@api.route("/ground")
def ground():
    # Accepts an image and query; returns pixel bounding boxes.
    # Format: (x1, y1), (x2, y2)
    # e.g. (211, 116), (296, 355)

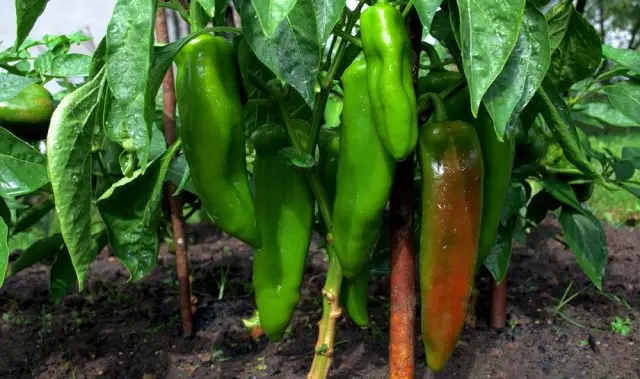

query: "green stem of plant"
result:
(332, 29), (361, 48)
(402, 1), (414, 18)
(421, 42), (442, 67)
(543, 166), (587, 176)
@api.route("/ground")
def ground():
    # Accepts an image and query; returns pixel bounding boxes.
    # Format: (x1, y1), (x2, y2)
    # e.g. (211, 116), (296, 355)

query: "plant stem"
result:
(307, 3), (367, 377)
(156, 6), (193, 337)
(332, 29), (362, 48)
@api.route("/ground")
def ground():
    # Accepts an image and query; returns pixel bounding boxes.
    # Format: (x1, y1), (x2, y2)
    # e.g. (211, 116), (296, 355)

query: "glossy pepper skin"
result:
(418, 120), (484, 372)
(333, 55), (395, 279)
(318, 127), (371, 327)
(175, 34), (260, 247)
(443, 88), (515, 268)
(250, 123), (314, 341)
(360, 2), (417, 160)
(0, 83), (54, 141)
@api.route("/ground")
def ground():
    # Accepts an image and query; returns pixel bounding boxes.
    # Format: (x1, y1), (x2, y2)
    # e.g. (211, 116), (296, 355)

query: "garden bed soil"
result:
(1, 217), (638, 379)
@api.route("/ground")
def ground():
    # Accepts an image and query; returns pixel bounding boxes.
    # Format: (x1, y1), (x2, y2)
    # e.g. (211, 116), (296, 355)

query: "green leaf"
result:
(454, 0), (525, 116)
(46, 68), (107, 289)
(542, 176), (582, 212)
(279, 147), (315, 168)
(11, 196), (54, 236)
(501, 182), (528, 221)
(50, 247), (76, 303)
(558, 207), (607, 290)
(14, 0), (50, 50)
(622, 147), (640, 159)
(574, 102), (638, 128)
(253, 0), (298, 38)
(42, 53), (92, 77)
(613, 160), (635, 181)
(484, 218), (515, 284)
(604, 81), (640, 123)
(97, 141), (180, 281)
(0, 198), (10, 228)
(197, 0), (217, 17)
(106, 0), (158, 168)
(0, 127), (49, 197)
(621, 183), (640, 199)
(236, 0), (344, 106)
(547, 6), (601, 91)
(166, 155), (198, 195)
(8, 233), (63, 276)
(413, 0), (442, 32)
(0, 217), (7, 288)
(483, 3), (550, 139)
(545, 0), (571, 52)
(89, 38), (107, 79)
(0, 72), (37, 102)
(602, 45), (640, 74)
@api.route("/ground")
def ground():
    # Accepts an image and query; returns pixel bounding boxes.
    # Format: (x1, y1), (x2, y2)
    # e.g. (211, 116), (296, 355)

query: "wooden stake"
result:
(490, 274), (507, 329)
(388, 9), (422, 379)
(155, 7), (193, 337)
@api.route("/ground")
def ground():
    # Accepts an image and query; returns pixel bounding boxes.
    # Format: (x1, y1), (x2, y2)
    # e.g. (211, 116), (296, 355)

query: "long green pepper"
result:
(250, 122), (314, 341)
(360, 2), (418, 161)
(175, 34), (260, 247)
(333, 55), (395, 279)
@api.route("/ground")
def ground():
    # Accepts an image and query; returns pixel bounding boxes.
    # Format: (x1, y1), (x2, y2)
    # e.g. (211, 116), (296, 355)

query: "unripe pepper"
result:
(175, 34), (260, 247)
(318, 126), (371, 327)
(333, 55), (395, 279)
(418, 115), (484, 372)
(0, 83), (54, 141)
(443, 88), (515, 268)
(250, 122), (314, 341)
(360, 2), (417, 160)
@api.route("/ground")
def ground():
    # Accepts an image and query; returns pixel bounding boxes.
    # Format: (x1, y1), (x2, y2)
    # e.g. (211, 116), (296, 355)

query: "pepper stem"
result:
(418, 92), (448, 123)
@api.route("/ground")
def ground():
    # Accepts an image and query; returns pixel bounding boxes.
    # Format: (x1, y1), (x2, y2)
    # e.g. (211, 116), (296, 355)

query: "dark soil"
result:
(1, 217), (638, 379)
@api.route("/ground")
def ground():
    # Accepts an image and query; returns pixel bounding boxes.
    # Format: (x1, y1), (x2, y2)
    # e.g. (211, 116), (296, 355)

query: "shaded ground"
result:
(1, 217), (638, 379)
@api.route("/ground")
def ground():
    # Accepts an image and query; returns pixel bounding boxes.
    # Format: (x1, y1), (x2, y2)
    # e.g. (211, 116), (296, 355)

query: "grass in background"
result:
(586, 131), (640, 226)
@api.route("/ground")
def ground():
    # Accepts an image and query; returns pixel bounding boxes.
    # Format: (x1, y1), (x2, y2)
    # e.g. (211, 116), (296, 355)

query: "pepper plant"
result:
(0, 0), (639, 378)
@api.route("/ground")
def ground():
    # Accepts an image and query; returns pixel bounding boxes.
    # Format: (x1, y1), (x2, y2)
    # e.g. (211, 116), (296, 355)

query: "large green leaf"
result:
(46, 69), (107, 289)
(483, 3), (550, 139)
(97, 141), (180, 281)
(484, 218), (515, 284)
(253, 0), (298, 38)
(50, 247), (76, 303)
(0, 217), (7, 288)
(541, 176), (582, 212)
(14, 0), (50, 50)
(545, 0), (571, 52)
(547, 5), (601, 91)
(414, 0), (443, 33)
(455, 0), (525, 116)
(602, 45), (640, 75)
(106, 0), (158, 168)
(0, 72), (37, 102)
(8, 233), (63, 276)
(11, 196), (55, 236)
(604, 81), (640, 123)
(574, 102), (639, 128)
(236, 0), (344, 106)
(558, 207), (607, 290)
(0, 128), (49, 196)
